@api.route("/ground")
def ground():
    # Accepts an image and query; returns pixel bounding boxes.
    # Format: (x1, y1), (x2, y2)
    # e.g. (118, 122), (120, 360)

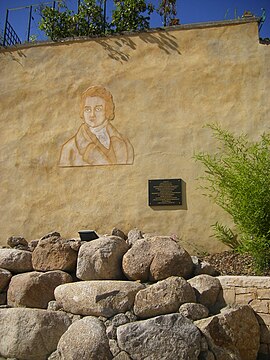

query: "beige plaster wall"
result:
(0, 20), (269, 252)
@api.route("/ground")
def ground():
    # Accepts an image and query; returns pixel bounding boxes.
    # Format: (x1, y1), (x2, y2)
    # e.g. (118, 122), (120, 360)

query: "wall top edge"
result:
(218, 275), (270, 288)
(218, 275), (270, 280)
(0, 17), (260, 53)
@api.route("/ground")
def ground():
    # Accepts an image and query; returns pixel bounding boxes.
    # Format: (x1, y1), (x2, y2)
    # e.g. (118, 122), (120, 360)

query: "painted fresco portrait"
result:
(59, 85), (134, 167)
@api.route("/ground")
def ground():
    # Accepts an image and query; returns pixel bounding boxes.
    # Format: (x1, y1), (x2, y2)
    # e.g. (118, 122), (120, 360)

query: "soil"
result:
(201, 251), (270, 276)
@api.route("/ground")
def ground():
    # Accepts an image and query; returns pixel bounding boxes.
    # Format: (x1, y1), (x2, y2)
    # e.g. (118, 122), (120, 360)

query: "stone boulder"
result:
(113, 351), (131, 360)
(192, 256), (220, 276)
(117, 313), (201, 360)
(56, 316), (112, 359)
(29, 239), (39, 251)
(104, 312), (137, 345)
(0, 308), (72, 360)
(7, 236), (29, 251)
(122, 236), (193, 282)
(188, 274), (221, 309)
(0, 249), (33, 273)
(76, 236), (129, 280)
(111, 228), (128, 240)
(134, 276), (196, 318)
(7, 270), (73, 308)
(32, 235), (78, 272)
(54, 280), (144, 317)
(179, 302), (209, 321)
(0, 268), (12, 292)
(127, 228), (143, 246)
(40, 231), (61, 240)
(103, 311), (138, 345)
(109, 338), (121, 357)
(195, 305), (260, 360)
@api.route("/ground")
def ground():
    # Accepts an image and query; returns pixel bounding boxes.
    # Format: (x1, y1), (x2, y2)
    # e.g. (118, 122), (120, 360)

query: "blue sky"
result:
(0, 0), (269, 43)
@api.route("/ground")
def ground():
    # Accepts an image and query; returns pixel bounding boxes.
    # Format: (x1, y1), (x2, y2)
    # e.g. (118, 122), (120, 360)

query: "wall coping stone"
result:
(0, 17), (260, 53)
(218, 276), (270, 288)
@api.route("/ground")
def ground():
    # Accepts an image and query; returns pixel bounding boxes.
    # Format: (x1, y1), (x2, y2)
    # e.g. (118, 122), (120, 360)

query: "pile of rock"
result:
(0, 229), (260, 359)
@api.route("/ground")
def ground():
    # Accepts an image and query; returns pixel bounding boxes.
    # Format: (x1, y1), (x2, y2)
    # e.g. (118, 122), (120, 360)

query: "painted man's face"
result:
(84, 96), (106, 128)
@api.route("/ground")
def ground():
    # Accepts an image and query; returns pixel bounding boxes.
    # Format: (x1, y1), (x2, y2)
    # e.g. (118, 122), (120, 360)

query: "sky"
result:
(0, 0), (269, 44)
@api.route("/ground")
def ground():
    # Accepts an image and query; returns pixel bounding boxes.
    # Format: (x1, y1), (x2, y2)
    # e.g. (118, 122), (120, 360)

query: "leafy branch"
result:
(195, 124), (270, 270)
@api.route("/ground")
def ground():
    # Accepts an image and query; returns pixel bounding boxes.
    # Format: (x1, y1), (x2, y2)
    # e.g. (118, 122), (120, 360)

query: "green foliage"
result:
(76, 0), (105, 36)
(39, 0), (154, 41)
(211, 222), (241, 250)
(157, 0), (177, 26)
(111, 0), (154, 32)
(39, 2), (76, 41)
(29, 34), (38, 43)
(195, 123), (270, 270)
(39, 0), (105, 41)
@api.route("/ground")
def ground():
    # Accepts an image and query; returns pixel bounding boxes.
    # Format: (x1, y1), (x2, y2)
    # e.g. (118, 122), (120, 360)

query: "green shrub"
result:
(211, 222), (241, 250)
(157, 0), (177, 26)
(111, 0), (154, 32)
(39, 0), (154, 41)
(39, 0), (105, 41)
(194, 124), (270, 270)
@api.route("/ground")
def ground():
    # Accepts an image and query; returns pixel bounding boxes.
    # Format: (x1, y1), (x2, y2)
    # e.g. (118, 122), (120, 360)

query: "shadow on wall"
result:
(1, 48), (27, 67)
(139, 31), (181, 55)
(0, 30), (180, 64)
(96, 30), (181, 62)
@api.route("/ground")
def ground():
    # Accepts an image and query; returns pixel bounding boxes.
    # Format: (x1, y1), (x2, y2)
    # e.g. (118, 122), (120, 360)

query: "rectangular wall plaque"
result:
(148, 179), (182, 206)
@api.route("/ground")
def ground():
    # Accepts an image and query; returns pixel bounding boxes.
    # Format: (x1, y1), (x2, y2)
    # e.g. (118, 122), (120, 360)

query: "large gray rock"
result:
(0, 268), (12, 292)
(76, 236), (129, 280)
(188, 274), (221, 309)
(117, 313), (201, 360)
(55, 280), (144, 317)
(0, 308), (72, 360)
(134, 276), (196, 318)
(57, 316), (112, 359)
(32, 235), (78, 272)
(195, 305), (260, 360)
(122, 236), (193, 282)
(0, 249), (33, 273)
(7, 270), (73, 308)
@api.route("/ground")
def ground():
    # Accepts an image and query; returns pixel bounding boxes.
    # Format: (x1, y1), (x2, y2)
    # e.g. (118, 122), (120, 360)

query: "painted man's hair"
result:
(80, 85), (115, 121)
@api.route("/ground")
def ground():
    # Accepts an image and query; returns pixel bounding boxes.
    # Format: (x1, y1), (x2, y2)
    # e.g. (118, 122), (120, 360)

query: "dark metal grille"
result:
(3, 20), (21, 47)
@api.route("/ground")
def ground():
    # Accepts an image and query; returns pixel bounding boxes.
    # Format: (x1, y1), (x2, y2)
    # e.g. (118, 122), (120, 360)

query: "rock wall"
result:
(0, 19), (270, 253)
(0, 230), (265, 359)
(218, 276), (270, 360)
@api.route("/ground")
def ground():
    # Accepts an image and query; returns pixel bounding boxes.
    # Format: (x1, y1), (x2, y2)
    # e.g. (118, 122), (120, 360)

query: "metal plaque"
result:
(148, 179), (182, 206)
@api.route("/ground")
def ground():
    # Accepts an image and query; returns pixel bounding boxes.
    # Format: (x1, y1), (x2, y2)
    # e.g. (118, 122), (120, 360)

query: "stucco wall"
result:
(0, 19), (269, 251)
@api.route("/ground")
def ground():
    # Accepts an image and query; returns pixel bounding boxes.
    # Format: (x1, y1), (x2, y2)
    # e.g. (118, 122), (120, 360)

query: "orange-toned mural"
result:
(59, 85), (134, 166)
